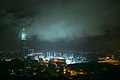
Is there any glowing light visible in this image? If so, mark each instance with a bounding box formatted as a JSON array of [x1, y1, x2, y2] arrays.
[[6, 59, 12, 61], [21, 32, 26, 40], [27, 52, 87, 64], [21, 28, 27, 40]]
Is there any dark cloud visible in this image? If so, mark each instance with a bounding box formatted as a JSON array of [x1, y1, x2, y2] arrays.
[[0, 0, 120, 50]]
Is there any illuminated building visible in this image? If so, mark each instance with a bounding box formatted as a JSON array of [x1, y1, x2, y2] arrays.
[[27, 51, 87, 65], [20, 28, 28, 59], [21, 28, 27, 41]]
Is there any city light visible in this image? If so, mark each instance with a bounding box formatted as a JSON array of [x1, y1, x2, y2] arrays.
[[28, 52, 87, 64]]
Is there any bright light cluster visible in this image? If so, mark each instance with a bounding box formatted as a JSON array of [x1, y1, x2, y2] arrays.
[[28, 52, 87, 64], [21, 32, 26, 40]]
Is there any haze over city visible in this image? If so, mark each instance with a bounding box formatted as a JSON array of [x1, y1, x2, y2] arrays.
[[0, 0, 120, 51]]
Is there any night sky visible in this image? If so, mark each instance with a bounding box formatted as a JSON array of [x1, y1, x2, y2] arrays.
[[0, 0, 120, 51]]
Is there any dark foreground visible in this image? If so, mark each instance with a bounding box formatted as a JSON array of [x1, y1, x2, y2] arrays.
[[0, 59, 120, 80]]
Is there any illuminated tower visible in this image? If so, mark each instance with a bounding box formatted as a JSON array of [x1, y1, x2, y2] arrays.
[[20, 27, 27, 58], [21, 28, 27, 41]]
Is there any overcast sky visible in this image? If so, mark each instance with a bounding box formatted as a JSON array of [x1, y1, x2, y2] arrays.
[[0, 0, 120, 51]]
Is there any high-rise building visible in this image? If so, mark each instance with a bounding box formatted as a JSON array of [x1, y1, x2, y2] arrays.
[[20, 28, 28, 59], [21, 28, 27, 41]]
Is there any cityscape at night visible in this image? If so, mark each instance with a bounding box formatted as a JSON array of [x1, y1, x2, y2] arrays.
[[0, 0, 120, 80]]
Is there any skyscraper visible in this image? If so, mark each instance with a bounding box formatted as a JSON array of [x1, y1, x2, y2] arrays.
[[21, 28, 27, 41], [20, 28, 27, 59]]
